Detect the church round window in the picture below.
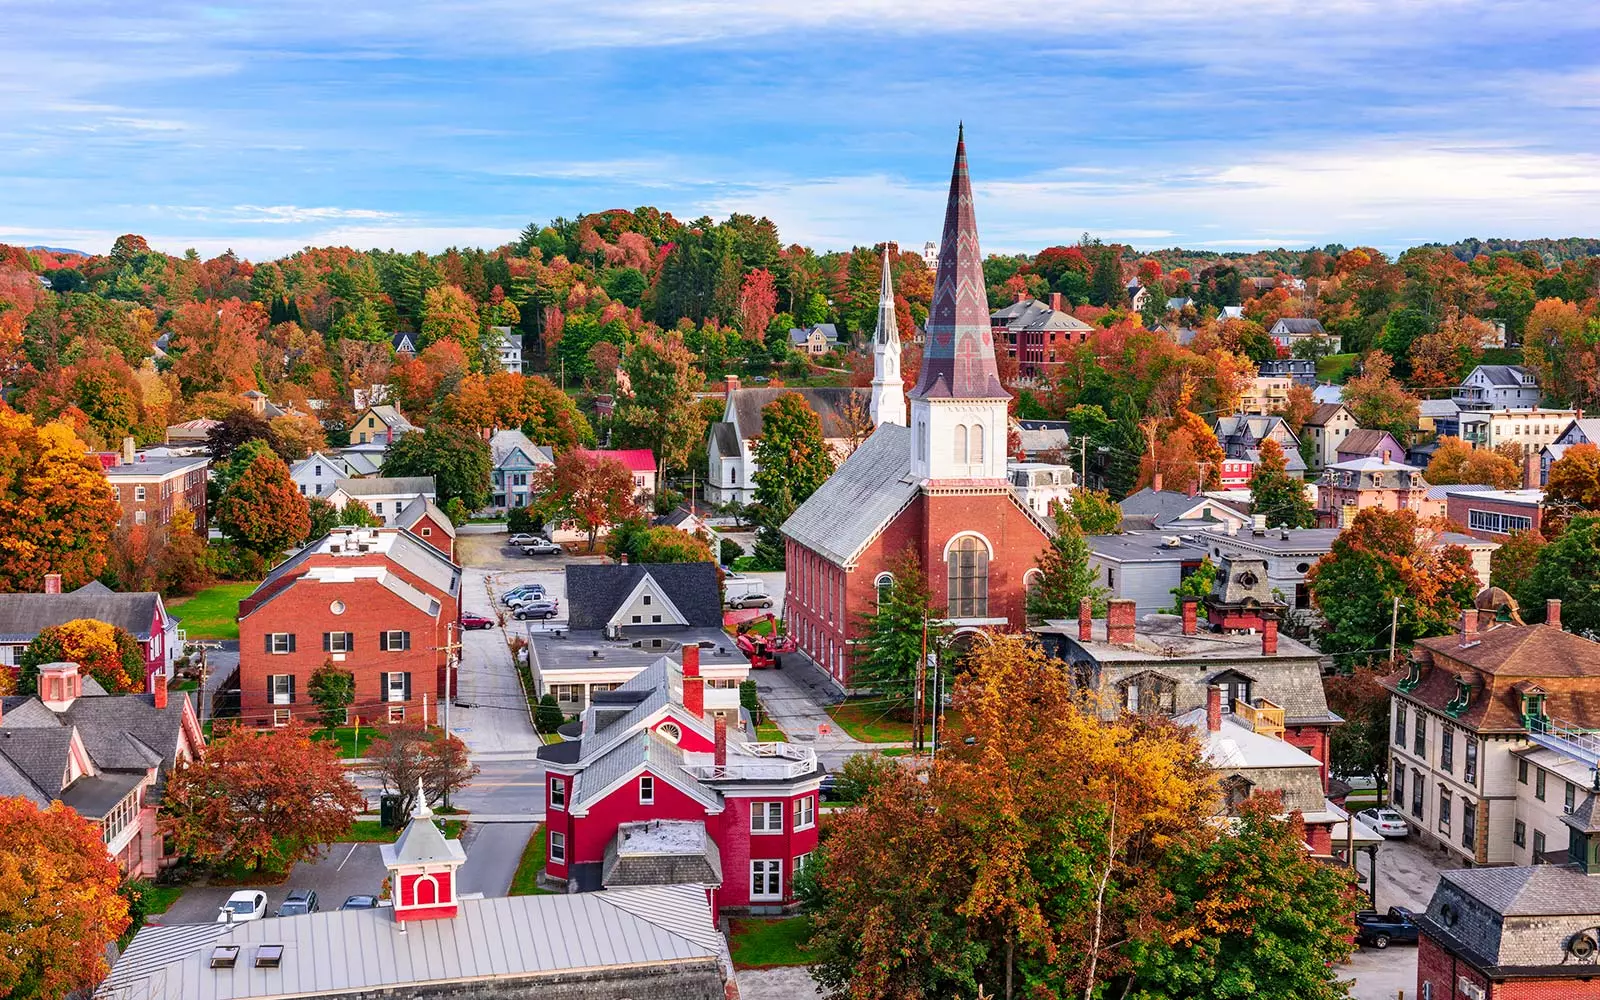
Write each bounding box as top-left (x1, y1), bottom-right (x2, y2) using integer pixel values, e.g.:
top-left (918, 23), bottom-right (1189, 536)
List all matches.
top-left (1296, 563), bottom-right (1310, 573)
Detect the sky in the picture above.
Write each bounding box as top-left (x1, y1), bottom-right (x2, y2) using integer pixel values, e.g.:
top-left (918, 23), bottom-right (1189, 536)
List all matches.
top-left (4, 1), bottom-right (1600, 261)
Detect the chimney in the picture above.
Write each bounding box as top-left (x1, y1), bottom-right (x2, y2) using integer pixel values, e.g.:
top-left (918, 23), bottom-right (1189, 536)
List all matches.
top-left (1525, 451), bottom-right (1542, 489)
top-left (152, 673), bottom-right (168, 710)
top-left (1107, 599), bottom-right (1136, 646)
top-left (1382, 448), bottom-right (1392, 464)
top-left (1014, 289), bottom-right (1027, 303)
top-left (1459, 607), bottom-right (1478, 646)
top-left (1049, 291), bottom-right (1063, 312)
top-left (714, 714), bottom-right (727, 767)
top-left (1152, 472), bottom-right (1164, 493)
top-left (1262, 614), bottom-right (1278, 655)
top-left (1548, 599), bottom-right (1563, 630)
top-left (681, 644), bottom-right (703, 718)
top-left (1078, 597), bottom-right (1093, 642)
top-left (1181, 598), bottom-right (1198, 636)
top-left (1252, 513), bottom-right (1267, 536)
top-left (120, 436), bottom-right (135, 466)
top-left (1207, 684), bottom-right (1223, 732)
top-left (1188, 478), bottom-right (1199, 498)
top-left (724, 374), bottom-right (740, 396)
top-left (43, 573), bottom-right (61, 595)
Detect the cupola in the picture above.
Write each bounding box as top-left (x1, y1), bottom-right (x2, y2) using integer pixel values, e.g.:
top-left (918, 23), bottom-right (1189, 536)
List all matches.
top-left (380, 781), bottom-right (467, 922)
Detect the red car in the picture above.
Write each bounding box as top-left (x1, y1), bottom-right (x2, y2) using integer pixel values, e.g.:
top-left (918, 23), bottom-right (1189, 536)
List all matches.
top-left (459, 612), bottom-right (496, 630)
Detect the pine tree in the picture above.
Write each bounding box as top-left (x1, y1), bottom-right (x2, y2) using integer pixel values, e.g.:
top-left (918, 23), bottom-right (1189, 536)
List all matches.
top-left (1249, 437), bottom-right (1316, 528)
top-left (1026, 508), bottom-right (1107, 622)
top-left (850, 549), bottom-right (942, 710)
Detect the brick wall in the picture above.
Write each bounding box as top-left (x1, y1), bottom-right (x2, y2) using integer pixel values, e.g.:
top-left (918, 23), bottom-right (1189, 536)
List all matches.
top-left (1446, 494), bottom-right (1544, 541)
top-left (1420, 931), bottom-right (1600, 1000)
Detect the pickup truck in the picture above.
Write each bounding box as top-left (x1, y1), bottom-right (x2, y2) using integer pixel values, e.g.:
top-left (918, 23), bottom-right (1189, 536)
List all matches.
top-left (1354, 907), bottom-right (1420, 949)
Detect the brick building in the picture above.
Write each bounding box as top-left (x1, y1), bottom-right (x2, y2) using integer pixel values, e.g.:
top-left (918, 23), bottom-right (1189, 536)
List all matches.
top-left (1442, 487), bottom-right (1547, 541)
top-left (538, 647), bottom-right (822, 916)
top-left (237, 527), bottom-right (461, 727)
top-left (102, 438), bottom-right (208, 533)
top-left (781, 129), bottom-right (1053, 688)
top-left (989, 291), bottom-right (1095, 377)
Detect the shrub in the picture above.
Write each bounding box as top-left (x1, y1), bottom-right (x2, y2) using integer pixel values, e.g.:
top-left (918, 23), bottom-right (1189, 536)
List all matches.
top-left (719, 537), bottom-right (745, 566)
top-left (536, 693), bottom-right (564, 732)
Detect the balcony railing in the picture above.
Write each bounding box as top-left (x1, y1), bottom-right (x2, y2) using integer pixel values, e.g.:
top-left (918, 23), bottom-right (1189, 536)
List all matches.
top-left (681, 741), bottom-right (818, 781)
top-left (1235, 698), bottom-right (1286, 738)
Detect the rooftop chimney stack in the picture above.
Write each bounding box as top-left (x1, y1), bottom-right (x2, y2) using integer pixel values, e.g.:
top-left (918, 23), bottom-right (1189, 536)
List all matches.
top-left (1207, 684), bottom-right (1223, 732)
top-left (1525, 451), bottom-right (1542, 490)
top-left (1078, 597), bottom-right (1093, 642)
top-left (1181, 598), bottom-right (1198, 636)
top-left (724, 374), bottom-right (740, 396)
top-left (121, 436), bottom-right (135, 466)
top-left (152, 673), bottom-right (168, 710)
top-left (1548, 599), bottom-right (1563, 630)
top-left (1460, 607), bottom-right (1478, 646)
top-left (1152, 473), bottom-right (1164, 493)
top-left (1262, 614), bottom-right (1278, 655)
top-left (681, 643), bottom-right (704, 718)
top-left (43, 573), bottom-right (61, 595)
top-left (714, 714), bottom-right (727, 767)
top-left (1049, 291), bottom-right (1063, 312)
top-left (1107, 599), bottom-right (1136, 646)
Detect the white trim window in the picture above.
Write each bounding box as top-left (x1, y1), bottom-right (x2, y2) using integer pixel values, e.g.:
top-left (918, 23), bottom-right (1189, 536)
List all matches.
top-left (751, 801), bottom-right (783, 833)
top-left (381, 630), bottom-right (411, 652)
top-left (549, 777), bottom-right (566, 810)
top-left (794, 852), bottom-right (811, 874)
top-left (385, 672), bottom-right (409, 703)
top-left (267, 633), bottom-right (295, 654)
top-left (134, 485), bottom-right (147, 502)
top-left (269, 674), bottom-right (293, 705)
top-left (273, 708), bottom-right (291, 727)
top-left (794, 795), bottom-right (815, 831)
top-left (387, 704), bottom-right (405, 723)
top-left (549, 831), bottom-right (566, 863)
top-left (639, 775), bottom-right (655, 806)
top-left (750, 859), bottom-right (782, 900)
top-left (1468, 509), bottom-right (1534, 535)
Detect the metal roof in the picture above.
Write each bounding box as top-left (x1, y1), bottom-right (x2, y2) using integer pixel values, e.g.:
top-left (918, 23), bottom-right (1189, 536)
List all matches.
top-left (780, 423), bottom-right (920, 567)
top-left (99, 887), bottom-right (722, 1000)
top-left (331, 476), bottom-right (436, 498)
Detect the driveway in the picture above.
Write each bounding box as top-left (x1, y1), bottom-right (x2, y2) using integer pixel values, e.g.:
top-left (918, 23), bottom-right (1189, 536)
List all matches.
top-left (455, 822), bottom-right (535, 897)
top-left (1341, 945), bottom-right (1418, 1000)
top-left (158, 842), bottom-right (389, 925)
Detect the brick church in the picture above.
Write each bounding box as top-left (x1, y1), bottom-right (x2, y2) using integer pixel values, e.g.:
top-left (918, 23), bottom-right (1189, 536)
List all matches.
top-left (782, 128), bottom-right (1054, 688)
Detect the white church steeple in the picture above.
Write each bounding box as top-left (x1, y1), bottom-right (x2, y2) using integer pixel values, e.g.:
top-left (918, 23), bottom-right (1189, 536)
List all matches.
top-left (869, 247), bottom-right (906, 428)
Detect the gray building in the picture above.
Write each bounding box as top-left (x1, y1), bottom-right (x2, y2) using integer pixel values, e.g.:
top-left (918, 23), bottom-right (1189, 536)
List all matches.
top-left (1087, 532), bottom-right (1205, 617)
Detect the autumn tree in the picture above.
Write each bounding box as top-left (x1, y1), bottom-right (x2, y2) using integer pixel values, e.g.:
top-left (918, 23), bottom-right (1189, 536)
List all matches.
top-left (215, 449), bottom-right (311, 558)
top-left (1026, 507), bottom-right (1107, 622)
top-left (1522, 514), bottom-right (1600, 631)
top-left (18, 618), bottom-right (146, 695)
top-left (1249, 437), bottom-right (1316, 528)
top-left (419, 284), bottom-right (482, 362)
top-left (1425, 436), bottom-right (1522, 490)
top-left (751, 392), bottom-right (836, 568)
top-left (1410, 314), bottom-right (1488, 387)
top-left (268, 412), bottom-right (325, 461)
top-left (204, 408), bottom-right (274, 466)
top-left (1278, 382), bottom-right (1319, 436)
top-left (167, 298), bottom-right (266, 394)
top-left (1544, 442), bottom-right (1600, 529)
top-left (363, 722), bottom-right (478, 816)
top-left (849, 549), bottom-right (943, 713)
top-left (0, 799), bottom-right (130, 1000)
top-left (381, 422), bottom-right (492, 511)
top-left (1070, 488), bottom-right (1122, 534)
top-left (1323, 666), bottom-right (1396, 793)
top-left (537, 451), bottom-right (642, 552)
top-left (307, 661), bottom-right (355, 731)
top-left (0, 407), bottom-right (121, 592)
top-left (1306, 508), bottom-right (1479, 664)
top-left (612, 330), bottom-right (705, 480)
top-left (161, 723), bottom-right (364, 873)
top-left (737, 267), bottom-right (779, 340)
top-left (1342, 351), bottom-right (1419, 438)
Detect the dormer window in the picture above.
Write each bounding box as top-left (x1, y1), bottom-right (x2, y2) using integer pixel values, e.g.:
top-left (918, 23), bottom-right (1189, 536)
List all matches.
top-left (1446, 676), bottom-right (1475, 717)
top-left (1520, 688), bottom-right (1549, 727)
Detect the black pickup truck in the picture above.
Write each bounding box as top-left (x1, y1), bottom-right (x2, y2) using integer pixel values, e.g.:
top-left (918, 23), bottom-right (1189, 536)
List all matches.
top-left (1355, 907), bottom-right (1421, 949)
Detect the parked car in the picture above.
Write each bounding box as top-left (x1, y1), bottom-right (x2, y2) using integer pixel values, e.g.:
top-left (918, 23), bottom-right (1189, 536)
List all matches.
top-left (725, 592), bottom-right (774, 610)
top-left (459, 612), bottom-right (496, 630)
top-left (501, 584), bottom-right (546, 605)
top-left (275, 889), bottom-right (319, 917)
top-left (217, 890), bottom-right (269, 923)
top-left (1355, 907), bottom-right (1420, 949)
top-left (521, 538), bottom-right (562, 556)
top-left (819, 774), bottom-right (840, 801)
top-left (1356, 807), bottom-right (1411, 838)
top-left (506, 591), bottom-right (558, 611)
top-left (340, 895), bottom-right (379, 910)
top-left (507, 533), bottom-right (538, 547)
top-left (513, 599), bottom-right (561, 620)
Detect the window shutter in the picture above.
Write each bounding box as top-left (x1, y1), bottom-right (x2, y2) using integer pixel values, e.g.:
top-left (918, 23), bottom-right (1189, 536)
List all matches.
top-left (402, 632), bottom-right (411, 651)
top-left (288, 634), bottom-right (297, 653)
top-left (344, 632), bottom-right (354, 651)
top-left (322, 633), bottom-right (331, 652)
top-left (289, 675), bottom-right (297, 703)
top-left (267, 676), bottom-right (274, 700)
top-left (402, 673), bottom-right (412, 701)
top-left (380, 632), bottom-right (390, 652)
top-left (265, 634), bottom-right (272, 653)
top-left (380, 672), bottom-right (389, 699)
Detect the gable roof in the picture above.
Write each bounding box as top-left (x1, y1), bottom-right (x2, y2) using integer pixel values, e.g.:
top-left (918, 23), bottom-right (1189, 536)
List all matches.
top-left (1337, 428), bottom-right (1402, 457)
top-left (1272, 317), bottom-right (1326, 335)
top-left (488, 429), bottom-right (553, 469)
top-left (781, 423), bottom-right (920, 567)
top-left (332, 476), bottom-right (436, 497)
top-left (1118, 488), bottom-right (1243, 527)
top-left (579, 449), bottom-right (656, 475)
top-left (356, 404), bottom-right (416, 432)
top-left (1469, 364), bottom-right (1533, 387)
top-left (0, 589), bottom-right (164, 643)
top-left (564, 563), bottom-right (721, 631)
top-left (390, 331), bottom-right (418, 352)
top-left (1305, 402), bottom-right (1349, 426)
top-left (1440, 865), bottom-right (1600, 917)
top-left (727, 387), bottom-right (867, 441)
top-left (708, 421), bottom-right (739, 456)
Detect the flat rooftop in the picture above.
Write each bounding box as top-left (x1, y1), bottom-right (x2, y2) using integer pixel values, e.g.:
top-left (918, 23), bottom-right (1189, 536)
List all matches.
top-left (1087, 532), bottom-right (1203, 563)
top-left (1036, 611), bottom-right (1320, 662)
top-left (531, 626), bottom-right (750, 673)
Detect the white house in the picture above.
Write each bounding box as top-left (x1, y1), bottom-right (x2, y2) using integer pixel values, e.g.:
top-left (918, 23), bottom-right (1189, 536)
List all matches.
top-left (1008, 462), bottom-right (1076, 517)
top-left (326, 476), bottom-right (438, 525)
top-left (490, 326), bottom-right (522, 373)
top-left (1540, 417), bottom-right (1600, 484)
top-left (705, 377), bottom-right (867, 505)
top-left (1269, 317), bottom-right (1337, 352)
top-left (1454, 364), bottom-right (1541, 411)
top-left (289, 451), bottom-right (353, 499)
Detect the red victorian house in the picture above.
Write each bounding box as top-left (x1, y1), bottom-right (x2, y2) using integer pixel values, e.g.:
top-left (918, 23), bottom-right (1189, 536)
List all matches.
top-left (781, 128), bottom-right (1053, 689)
top-left (537, 644), bottom-right (823, 915)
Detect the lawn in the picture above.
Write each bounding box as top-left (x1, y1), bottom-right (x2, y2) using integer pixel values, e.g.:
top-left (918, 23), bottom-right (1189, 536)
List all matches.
top-left (509, 825), bottom-right (555, 895)
top-left (826, 700), bottom-right (912, 742)
top-left (1315, 353), bottom-right (1359, 384)
top-left (168, 581), bottom-right (259, 640)
top-left (729, 916), bottom-right (813, 968)
top-left (336, 819), bottom-right (465, 844)
top-left (311, 726), bottom-right (380, 759)
top-left (755, 717), bottom-right (787, 742)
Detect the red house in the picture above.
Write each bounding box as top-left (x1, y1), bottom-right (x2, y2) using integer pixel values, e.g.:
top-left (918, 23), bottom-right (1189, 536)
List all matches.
top-left (538, 644), bottom-right (823, 915)
top-left (0, 575), bottom-right (180, 688)
top-left (781, 128), bottom-right (1053, 688)
top-left (237, 527), bottom-right (461, 727)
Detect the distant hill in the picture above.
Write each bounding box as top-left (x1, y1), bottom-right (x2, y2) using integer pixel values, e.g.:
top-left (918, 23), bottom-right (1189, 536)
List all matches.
top-left (24, 245), bottom-right (92, 256)
top-left (1421, 237), bottom-right (1600, 264)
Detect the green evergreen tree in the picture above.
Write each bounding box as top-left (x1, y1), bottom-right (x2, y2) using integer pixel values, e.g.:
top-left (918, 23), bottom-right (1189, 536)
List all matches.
top-left (1521, 513), bottom-right (1600, 631)
top-left (851, 549), bottom-right (943, 710)
top-left (1026, 508), bottom-right (1108, 622)
top-left (536, 693), bottom-right (564, 732)
top-left (751, 394), bottom-right (835, 569)
top-left (1249, 438), bottom-right (1316, 528)
top-left (307, 660), bottom-right (355, 731)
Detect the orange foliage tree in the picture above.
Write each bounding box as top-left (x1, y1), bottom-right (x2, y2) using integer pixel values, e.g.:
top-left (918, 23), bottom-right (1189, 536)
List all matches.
top-left (17, 618), bottom-right (146, 695)
top-left (1425, 437), bottom-right (1521, 490)
top-left (1545, 442), bottom-right (1600, 531)
top-left (0, 406), bottom-right (121, 593)
top-left (167, 298), bottom-right (266, 394)
top-left (0, 799), bottom-right (130, 999)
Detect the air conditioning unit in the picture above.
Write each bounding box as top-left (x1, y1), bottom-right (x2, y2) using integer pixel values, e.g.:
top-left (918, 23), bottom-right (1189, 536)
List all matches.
top-left (1459, 978), bottom-right (1485, 1000)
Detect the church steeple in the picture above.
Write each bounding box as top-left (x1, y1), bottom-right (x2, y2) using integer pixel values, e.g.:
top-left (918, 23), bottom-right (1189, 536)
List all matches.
top-left (909, 126), bottom-right (1010, 484)
top-left (869, 247), bottom-right (906, 427)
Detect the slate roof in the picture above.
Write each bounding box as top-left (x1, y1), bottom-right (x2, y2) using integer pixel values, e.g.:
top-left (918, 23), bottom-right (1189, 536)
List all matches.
top-left (1337, 428), bottom-right (1402, 458)
top-left (393, 496), bottom-right (456, 539)
top-left (1118, 488), bottom-right (1236, 527)
top-left (390, 331), bottom-right (417, 353)
top-left (780, 423), bottom-right (920, 567)
top-left (602, 821), bottom-right (724, 888)
top-left (564, 563), bottom-right (721, 631)
top-left (1389, 622), bottom-right (1600, 731)
top-left (727, 387), bottom-right (868, 441)
top-left (1442, 865), bottom-right (1600, 918)
top-left (488, 429), bottom-right (552, 469)
top-left (98, 886), bottom-right (723, 1000)
top-left (359, 405), bottom-right (416, 432)
top-left (1273, 318), bottom-right (1326, 336)
top-left (708, 421), bottom-right (739, 456)
top-left (0, 588), bottom-right (163, 642)
top-left (990, 299), bottom-right (1093, 333)
top-left (1471, 364), bottom-right (1534, 387)
top-left (332, 476), bottom-right (436, 497)
top-left (571, 728), bottom-right (722, 813)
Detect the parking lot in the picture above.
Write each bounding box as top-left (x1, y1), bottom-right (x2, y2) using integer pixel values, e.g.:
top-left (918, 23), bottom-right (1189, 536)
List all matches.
top-left (157, 842), bottom-right (389, 925)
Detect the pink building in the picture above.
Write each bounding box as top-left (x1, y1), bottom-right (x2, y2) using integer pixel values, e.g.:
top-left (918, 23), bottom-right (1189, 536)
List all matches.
top-left (579, 448), bottom-right (659, 499)
top-left (1316, 454), bottom-right (1429, 528)
top-left (537, 645), bottom-right (822, 915)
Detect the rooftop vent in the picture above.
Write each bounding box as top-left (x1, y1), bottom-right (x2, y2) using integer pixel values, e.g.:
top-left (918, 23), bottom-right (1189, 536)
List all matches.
top-left (210, 947), bottom-right (239, 969)
top-left (254, 945), bottom-right (283, 969)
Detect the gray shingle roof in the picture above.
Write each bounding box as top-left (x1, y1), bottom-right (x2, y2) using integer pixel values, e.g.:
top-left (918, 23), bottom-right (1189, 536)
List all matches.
top-left (728, 387), bottom-right (867, 441)
top-left (1439, 865), bottom-right (1600, 917)
top-left (361, 405), bottom-right (416, 431)
top-left (1472, 364), bottom-right (1533, 387)
top-left (564, 564), bottom-right (721, 632)
top-left (780, 423), bottom-right (919, 567)
top-left (488, 429), bottom-right (551, 469)
top-left (0, 727), bottom-right (72, 796)
top-left (1273, 318), bottom-right (1326, 335)
top-left (99, 886), bottom-right (723, 1000)
top-left (602, 822), bottom-right (724, 888)
top-left (394, 496), bottom-right (457, 539)
top-left (1117, 489), bottom-right (1220, 526)
top-left (0, 590), bottom-right (163, 642)
top-left (708, 421), bottom-right (739, 456)
top-left (332, 476), bottom-right (435, 497)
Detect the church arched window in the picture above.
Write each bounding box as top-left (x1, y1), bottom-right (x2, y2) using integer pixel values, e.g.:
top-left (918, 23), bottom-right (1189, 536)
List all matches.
top-left (947, 535), bottom-right (989, 618)
top-left (954, 424), bottom-right (968, 463)
top-left (875, 572), bottom-right (894, 605)
top-left (971, 424), bottom-right (984, 463)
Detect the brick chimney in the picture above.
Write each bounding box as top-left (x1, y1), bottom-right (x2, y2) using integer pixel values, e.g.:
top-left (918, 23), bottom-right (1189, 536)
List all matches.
top-left (1262, 615), bottom-right (1278, 655)
top-left (1207, 684), bottom-right (1223, 732)
top-left (681, 643), bottom-right (703, 718)
top-left (1181, 598), bottom-right (1198, 636)
top-left (152, 673), bottom-right (168, 710)
top-left (1152, 472), bottom-right (1164, 493)
top-left (1049, 291), bottom-right (1063, 312)
top-left (1014, 289), bottom-right (1027, 303)
top-left (1525, 451), bottom-right (1542, 489)
top-left (1078, 597), bottom-right (1093, 642)
top-left (1459, 607), bottom-right (1478, 646)
top-left (43, 573), bottom-right (61, 595)
top-left (1107, 599), bottom-right (1136, 646)
top-left (1548, 599), bottom-right (1562, 630)
top-left (724, 374), bottom-right (740, 396)
top-left (714, 714), bottom-right (727, 767)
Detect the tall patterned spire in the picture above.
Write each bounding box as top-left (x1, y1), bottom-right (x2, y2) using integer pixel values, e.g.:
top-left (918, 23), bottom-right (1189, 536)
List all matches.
top-left (869, 247), bottom-right (905, 427)
top-left (911, 125), bottom-right (1007, 401)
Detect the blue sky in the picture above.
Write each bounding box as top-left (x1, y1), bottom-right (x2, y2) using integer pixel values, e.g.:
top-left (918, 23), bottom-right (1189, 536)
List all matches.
top-left (4, 1), bottom-right (1600, 260)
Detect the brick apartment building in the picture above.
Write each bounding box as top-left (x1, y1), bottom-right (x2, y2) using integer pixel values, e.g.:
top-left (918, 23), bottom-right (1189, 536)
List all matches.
top-left (1442, 487), bottom-right (1547, 541)
top-left (102, 438), bottom-right (208, 533)
top-left (237, 527), bottom-right (461, 727)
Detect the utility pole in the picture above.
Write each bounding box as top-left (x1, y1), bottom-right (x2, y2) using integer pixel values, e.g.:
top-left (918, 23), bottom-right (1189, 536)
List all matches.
top-left (1078, 435), bottom-right (1088, 493)
top-left (914, 611), bottom-right (928, 756)
top-left (929, 651), bottom-right (941, 759)
top-left (1388, 596), bottom-right (1401, 664)
top-left (435, 623), bottom-right (464, 810)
